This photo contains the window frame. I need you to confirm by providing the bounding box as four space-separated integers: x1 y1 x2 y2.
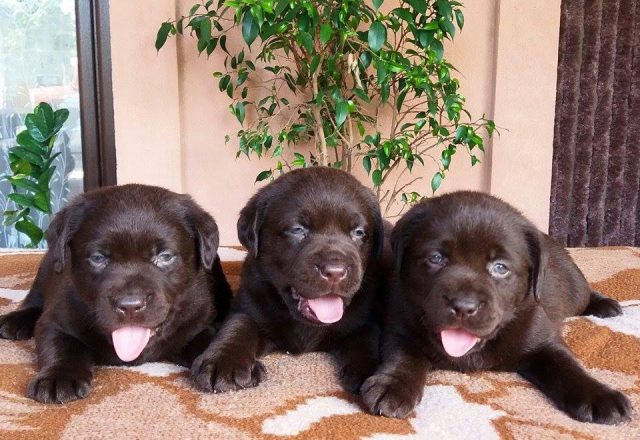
75 0 116 190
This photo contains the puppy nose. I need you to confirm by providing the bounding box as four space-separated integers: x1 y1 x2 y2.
317 263 348 283
447 296 480 319
113 295 148 318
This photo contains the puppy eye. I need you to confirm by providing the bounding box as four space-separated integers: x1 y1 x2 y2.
488 262 510 278
88 252 108 268
351 226 366 240
288 225 308 238
154 251 176 267
427 251 446 266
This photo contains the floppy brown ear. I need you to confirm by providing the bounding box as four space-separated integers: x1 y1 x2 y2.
390 204 428 273
179 196 220 271
524 228 548 301
362 189 385 261
390 221 406 273
46 198 88 273
237 193 268 257
370 209 385 260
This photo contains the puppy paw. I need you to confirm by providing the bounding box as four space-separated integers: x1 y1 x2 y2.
191 352 266 393
27 371 92 404
339 364 373 394
583 292 622 318
562 386 632 425
0 308 39 340
361 373 422 418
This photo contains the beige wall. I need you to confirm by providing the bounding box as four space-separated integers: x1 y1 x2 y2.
110 0 183 193
109 0 561 245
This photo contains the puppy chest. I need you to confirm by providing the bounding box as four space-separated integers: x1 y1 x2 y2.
270 325 327 354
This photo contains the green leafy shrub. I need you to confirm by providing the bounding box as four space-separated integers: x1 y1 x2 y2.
2 103 69 247
158 0 495 215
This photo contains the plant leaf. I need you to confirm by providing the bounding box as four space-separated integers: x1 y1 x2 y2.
299 31 314 52
368 21 386 52
52 109 69 135
199 17 212 43
363 156 372 174
235 102 246 124
310 54 321 74
25 103 54 142
255 170 272 182
372 169 382 186
431 171 443 193
33 192 50 213
15 219 43 246
320 23 333 46
8 193 35 208
335 101 348 126
455 9 464 29
242 10 260 47
406 0 427 14
155 22 173 51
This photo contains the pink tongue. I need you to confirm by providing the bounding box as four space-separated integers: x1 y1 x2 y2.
306 294 344 323
111 326 151 362
440 328 480 357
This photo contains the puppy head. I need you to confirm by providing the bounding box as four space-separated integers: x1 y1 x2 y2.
47 184 219 361
392 191 547 357
238 167 383 326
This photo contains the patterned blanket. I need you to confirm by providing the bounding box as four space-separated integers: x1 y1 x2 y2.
0 247 638 439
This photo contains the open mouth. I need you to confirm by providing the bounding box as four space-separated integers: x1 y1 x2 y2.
440 328 482 357
111 326 158 362
291 289 345 324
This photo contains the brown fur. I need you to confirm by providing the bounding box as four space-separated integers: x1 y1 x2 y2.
0 184 231 403
362 191 631 425
191 167 392 394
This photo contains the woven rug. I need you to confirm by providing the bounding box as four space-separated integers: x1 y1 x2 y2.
0 247 638 439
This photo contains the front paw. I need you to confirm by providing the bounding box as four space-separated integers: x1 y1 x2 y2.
0 308 39 340
191 351 266 393
27 371 92 404
361 373 422 418
339 362 377 394
562 385 632 425
339 367 368 394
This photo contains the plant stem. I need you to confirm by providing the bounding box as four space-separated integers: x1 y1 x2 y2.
311 61 328 166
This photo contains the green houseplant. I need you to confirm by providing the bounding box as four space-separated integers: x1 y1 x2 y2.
2 102 69 247
157 0 495 215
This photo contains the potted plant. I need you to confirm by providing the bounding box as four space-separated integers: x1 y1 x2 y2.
157 0 495 216
2 102 69 247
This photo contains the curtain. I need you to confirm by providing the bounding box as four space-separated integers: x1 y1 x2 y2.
550 0 640 246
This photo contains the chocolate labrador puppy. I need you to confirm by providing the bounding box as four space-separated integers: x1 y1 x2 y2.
0 184 231 403
362 191 631 425
191 167 389 394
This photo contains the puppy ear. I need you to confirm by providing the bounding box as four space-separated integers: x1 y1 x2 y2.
46 198 88 273
237 194 267 257
524 228 548 301
390 221 405 273
370 209 385 260
180 196 220 271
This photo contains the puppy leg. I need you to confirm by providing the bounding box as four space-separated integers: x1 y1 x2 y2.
190 313 266 392
0 264 46 340
28 327 94 404
361 343 430 418
0 307 41 340
582 291 623 318
171 327 218 368
518 343 631 424
333 324 380 393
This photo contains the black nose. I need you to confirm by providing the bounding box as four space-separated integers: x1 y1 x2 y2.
317 263 348 283
113 295 148 318
446 296 480 319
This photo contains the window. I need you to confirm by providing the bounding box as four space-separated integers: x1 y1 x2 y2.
0 0 114 248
